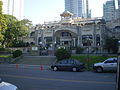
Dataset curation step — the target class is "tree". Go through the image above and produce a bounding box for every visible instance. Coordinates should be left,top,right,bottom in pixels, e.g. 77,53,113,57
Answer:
0,1,2,14
55,48,71,61
2,15,19,46
0,1,32,47
104,37,119,54
12,50,22,58
17,19,32,37
2,15,32,47
12,40,29,47
0,1,7,43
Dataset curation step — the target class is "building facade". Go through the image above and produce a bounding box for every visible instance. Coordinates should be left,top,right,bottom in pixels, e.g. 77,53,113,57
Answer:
115,8,120,19
2,0,24,20
65,0,83,17
103,0,116,21
118,0,120,9
28,11,111,53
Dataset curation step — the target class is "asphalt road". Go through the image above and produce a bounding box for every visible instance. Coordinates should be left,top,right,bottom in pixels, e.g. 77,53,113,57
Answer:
0,64,116,90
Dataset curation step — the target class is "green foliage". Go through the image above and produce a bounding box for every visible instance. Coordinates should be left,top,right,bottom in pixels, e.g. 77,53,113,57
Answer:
1,15,32,47
71,55,116,70
0,47,5,51
0,48,11,56
11,40,29,47
2,15,18,47
0,55,12,58
12,50,22,58
0,2,32,47
0,1,2,14
104,37,118,54
17,19,32,37
76,47,84,54
20,19,32,27
55,48,71,61
0,47,11,52
0,1,7,42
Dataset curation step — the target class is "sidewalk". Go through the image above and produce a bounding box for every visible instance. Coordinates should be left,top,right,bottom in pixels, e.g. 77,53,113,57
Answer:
0,64,51,70
14,56,57,65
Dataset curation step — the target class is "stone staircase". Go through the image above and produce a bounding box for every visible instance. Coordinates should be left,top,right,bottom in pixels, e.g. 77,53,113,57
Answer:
15,56,57,65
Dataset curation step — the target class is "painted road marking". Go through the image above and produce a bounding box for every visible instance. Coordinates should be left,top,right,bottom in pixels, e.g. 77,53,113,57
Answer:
0,74,115,85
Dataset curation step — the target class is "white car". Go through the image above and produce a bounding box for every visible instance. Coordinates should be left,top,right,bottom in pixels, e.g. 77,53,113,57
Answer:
93,57,117,73
0,78,17,90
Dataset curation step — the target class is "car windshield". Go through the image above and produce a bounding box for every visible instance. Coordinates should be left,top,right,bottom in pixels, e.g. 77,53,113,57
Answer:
58,60,68,64
57,59,81,64
104,58,117,63
67,60,74,64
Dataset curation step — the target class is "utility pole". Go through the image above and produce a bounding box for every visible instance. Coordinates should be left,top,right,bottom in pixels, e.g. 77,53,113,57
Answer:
86,36,91,70
116,41,120,90
86,0,89,18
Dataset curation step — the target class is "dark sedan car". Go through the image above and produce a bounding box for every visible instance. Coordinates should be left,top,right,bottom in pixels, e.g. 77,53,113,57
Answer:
51,59,85,72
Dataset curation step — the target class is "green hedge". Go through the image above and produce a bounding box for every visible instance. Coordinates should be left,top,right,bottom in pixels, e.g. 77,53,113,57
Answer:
55,48,71,61
76,47,85,54
0,48,5,51
71,55,116,70
13,50,22,58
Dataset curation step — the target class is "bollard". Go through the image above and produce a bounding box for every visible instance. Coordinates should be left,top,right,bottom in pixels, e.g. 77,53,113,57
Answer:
16,64,19,69
40,65,43,71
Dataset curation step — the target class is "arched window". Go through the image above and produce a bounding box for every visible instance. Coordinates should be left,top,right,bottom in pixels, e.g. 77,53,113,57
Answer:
61,32,71,37
82,35,93,46
30,32,35,37
96,34,100,46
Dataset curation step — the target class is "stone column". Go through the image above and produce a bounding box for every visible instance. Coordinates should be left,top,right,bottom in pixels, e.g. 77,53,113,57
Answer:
68,41,71,48
93,23,96,47
73,38,76,47
79,26,82,47
37,37,39,45
44,38,46,46
41,30,44,47
77,36,80,47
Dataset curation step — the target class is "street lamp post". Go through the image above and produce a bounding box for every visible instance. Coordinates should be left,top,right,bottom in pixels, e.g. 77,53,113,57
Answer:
86,36,91,70
54,41,56,49
39,42,42,55
87,44,90,70
116,41,120,90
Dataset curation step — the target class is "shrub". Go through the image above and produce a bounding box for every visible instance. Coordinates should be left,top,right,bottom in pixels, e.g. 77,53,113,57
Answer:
55,48,71,61
11,40,29,47
76,47,84,54
12,50,22,58
0,48,5,51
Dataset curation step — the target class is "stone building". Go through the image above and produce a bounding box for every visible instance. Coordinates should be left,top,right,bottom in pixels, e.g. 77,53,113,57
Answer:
28,11,111,52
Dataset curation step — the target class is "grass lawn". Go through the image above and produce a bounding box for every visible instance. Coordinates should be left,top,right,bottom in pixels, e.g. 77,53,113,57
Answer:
0,55,12,64
71,55,117,70
0,55,12,58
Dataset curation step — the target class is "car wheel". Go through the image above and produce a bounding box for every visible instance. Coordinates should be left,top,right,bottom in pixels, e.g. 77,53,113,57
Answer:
96,67,103,73
53,67,58,71
72,67,77,72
